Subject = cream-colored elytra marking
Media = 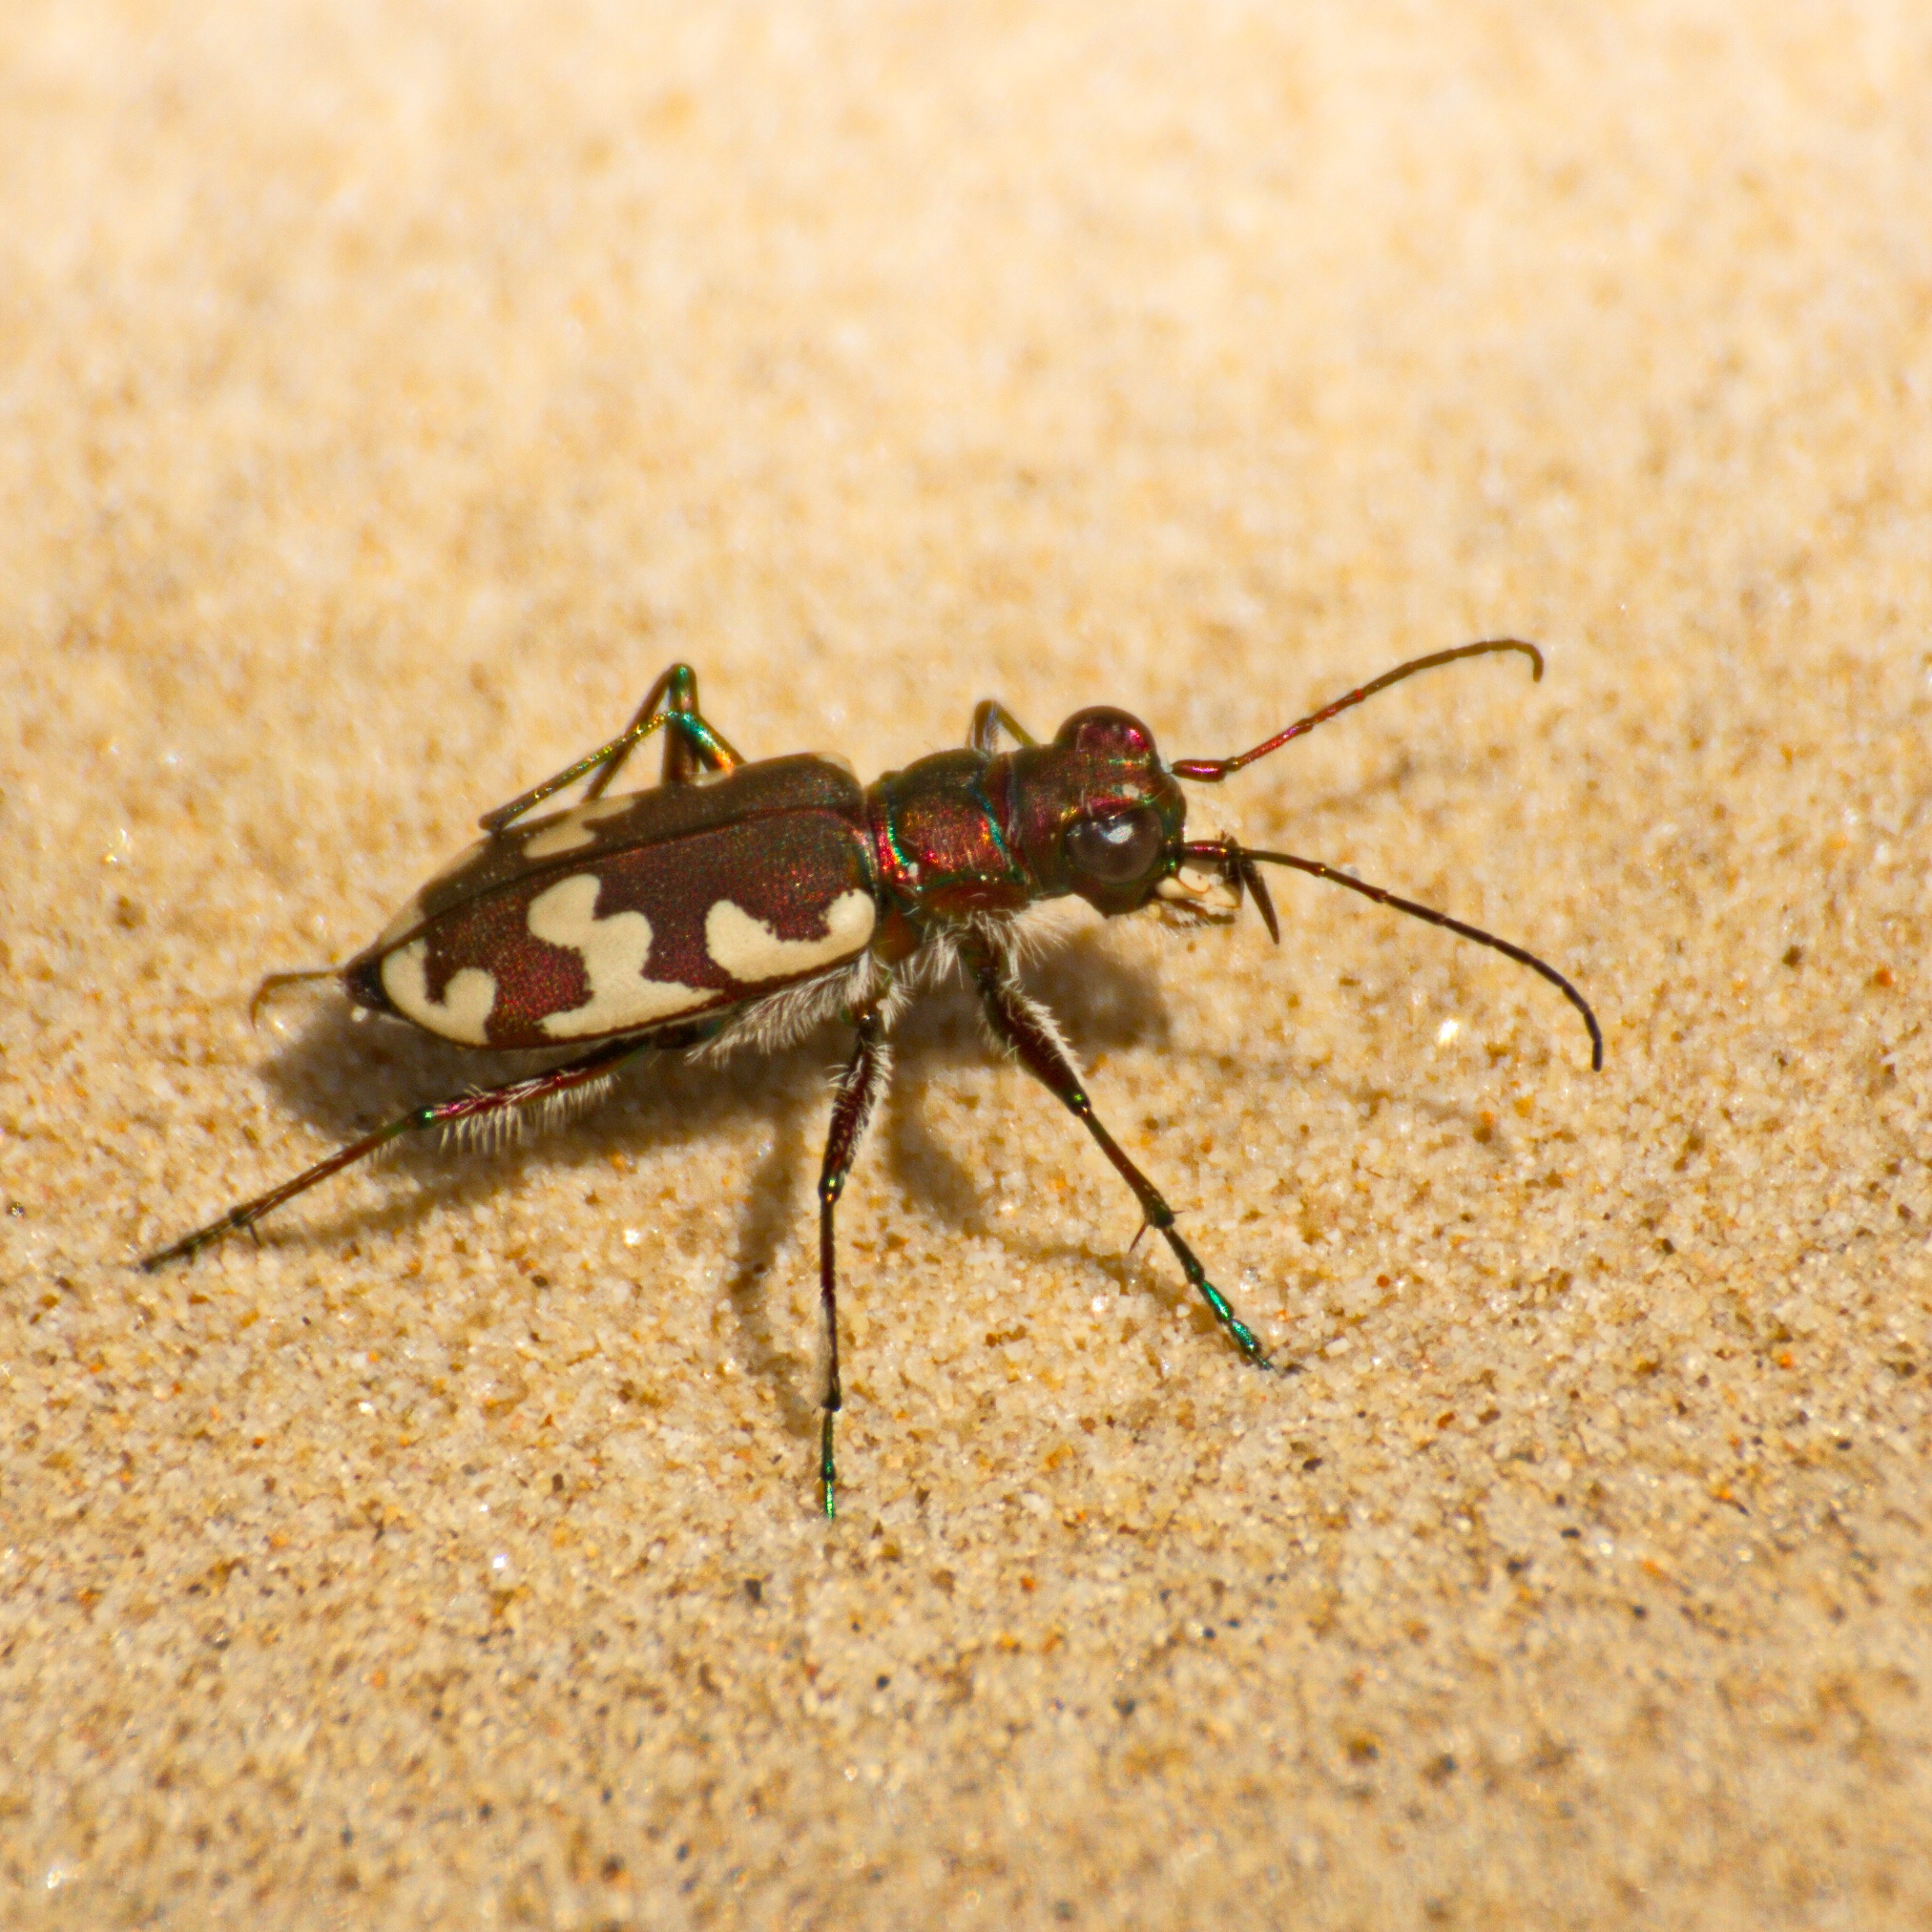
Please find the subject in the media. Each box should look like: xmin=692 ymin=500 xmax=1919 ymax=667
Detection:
xmin=704 ymin=888 xmax=875 ymax=985
xmin=381 ymin=940 xmax=498 ymax=1045
xmin=521 ymin=795 xmax=635 ymax=861
xmin=527 ymin=873 xmax=711 ymax=1039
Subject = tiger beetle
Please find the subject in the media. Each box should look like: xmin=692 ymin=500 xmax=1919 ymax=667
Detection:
xmin=142 ymin=639 xmax=1602 ymax=1517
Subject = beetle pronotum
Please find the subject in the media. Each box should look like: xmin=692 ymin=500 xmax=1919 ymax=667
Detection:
xmin=144 ymin=642 xmax=1602 ymax=1516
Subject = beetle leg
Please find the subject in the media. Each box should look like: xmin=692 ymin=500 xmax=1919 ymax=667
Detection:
xmin=815 ymin=1001 xmax=891 ymax=1521
xmin=138 ymin=1030 xmax=703 ymax=1270
xmin=591 ymin=661 xmax=744 ymax=796
xmin=968 ymin=699 xmax=1039 ymax=755
xmin=479 ymin=664 xmax=745 ymax=833
xmin=961 ymin=936 xmax=1273 ymax=1371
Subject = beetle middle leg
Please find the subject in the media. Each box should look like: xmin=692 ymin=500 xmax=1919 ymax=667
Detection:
xmin=815 ymin=999 xmax=891 ymax=1520
xmin=480 ymin=664 xmax=745 ymax=833
xmin=139 ymin=1028 xmax=707 ymax=1270
xmin=968 ymin=698 xmax=1039 ymax=755
xmin=961 ymin=936 xmax=1273 ymax=1371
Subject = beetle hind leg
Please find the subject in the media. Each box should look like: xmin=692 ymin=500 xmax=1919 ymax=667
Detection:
xmin=586 ymin=662 xmax=744 ymax=795
xmin=138 ymin=1031 xmax=686 ymax=1270
xmin=479 ymin=664 xmax=746 ymax=833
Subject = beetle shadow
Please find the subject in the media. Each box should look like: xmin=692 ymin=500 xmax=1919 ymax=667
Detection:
xmin=899 ymin=923 xmax=1177 ymax=1066
xmin=878 ymin=1049 xmax=1215 ymax=1350
xmin=1278 ymin=748 xmax=1426 ymax=833
xmin=1219 ymin=741 xmax=1555 ymax=875
xmin=231 ymin=1000 xmax=840 ymax=1428
xmin=201 ymin=929 xmax=1177 ymax=1426
xmin=239 ymin=996 xmax=830 ymax=1249
xmin=876 ymin=928 xmax=1178 ymax=1250
xmin=705 ymin=927 xmax=1182 ymax=1436
xmin=717 ymin=1093 xmax=819 ymax=1435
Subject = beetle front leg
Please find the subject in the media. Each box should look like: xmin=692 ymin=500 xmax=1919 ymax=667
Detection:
xmin=138 ymin=1030 xmax=700 ymax=1269
xmin=479 ymin=664 xmax=745 ymax=833
xmin=815 ymin=1001 xmax=892 ymax=1521
xmin=961 ymin=938 xmax=1273 ymax=1370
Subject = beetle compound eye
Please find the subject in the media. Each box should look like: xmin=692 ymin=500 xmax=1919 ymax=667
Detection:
xmin=1065 ymin=808 xmax=1164 ymax=884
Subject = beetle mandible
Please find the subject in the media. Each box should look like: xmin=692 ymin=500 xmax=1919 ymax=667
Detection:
xmin=143 ymin=641 xmax=1603 ymax=1516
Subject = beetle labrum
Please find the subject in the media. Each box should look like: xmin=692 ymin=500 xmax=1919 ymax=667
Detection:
xmin=143 ymin=641 xmax=1602 ymax=1516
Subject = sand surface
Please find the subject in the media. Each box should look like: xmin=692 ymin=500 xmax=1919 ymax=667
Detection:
xmin=4 ymin=4 xmax=1929 ymax=1926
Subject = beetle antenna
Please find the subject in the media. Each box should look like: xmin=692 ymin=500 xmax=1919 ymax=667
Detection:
xmin=1170 ymin=639 xmax=1542 ymax=783
xmin=1213 ymin=842 xmax=1603 ymax=1070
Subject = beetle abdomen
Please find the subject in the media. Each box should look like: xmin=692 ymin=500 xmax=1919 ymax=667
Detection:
xmin=344 ymin=759 xmax=880 ymax=1049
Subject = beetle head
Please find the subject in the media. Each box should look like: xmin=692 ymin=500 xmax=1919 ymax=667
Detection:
xmin=1004 ymin=707 xmax=1191 ymax=916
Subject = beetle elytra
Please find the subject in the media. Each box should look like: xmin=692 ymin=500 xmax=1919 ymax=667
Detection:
xmin=143 ymin=642 xmax=1602 ymax=1516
